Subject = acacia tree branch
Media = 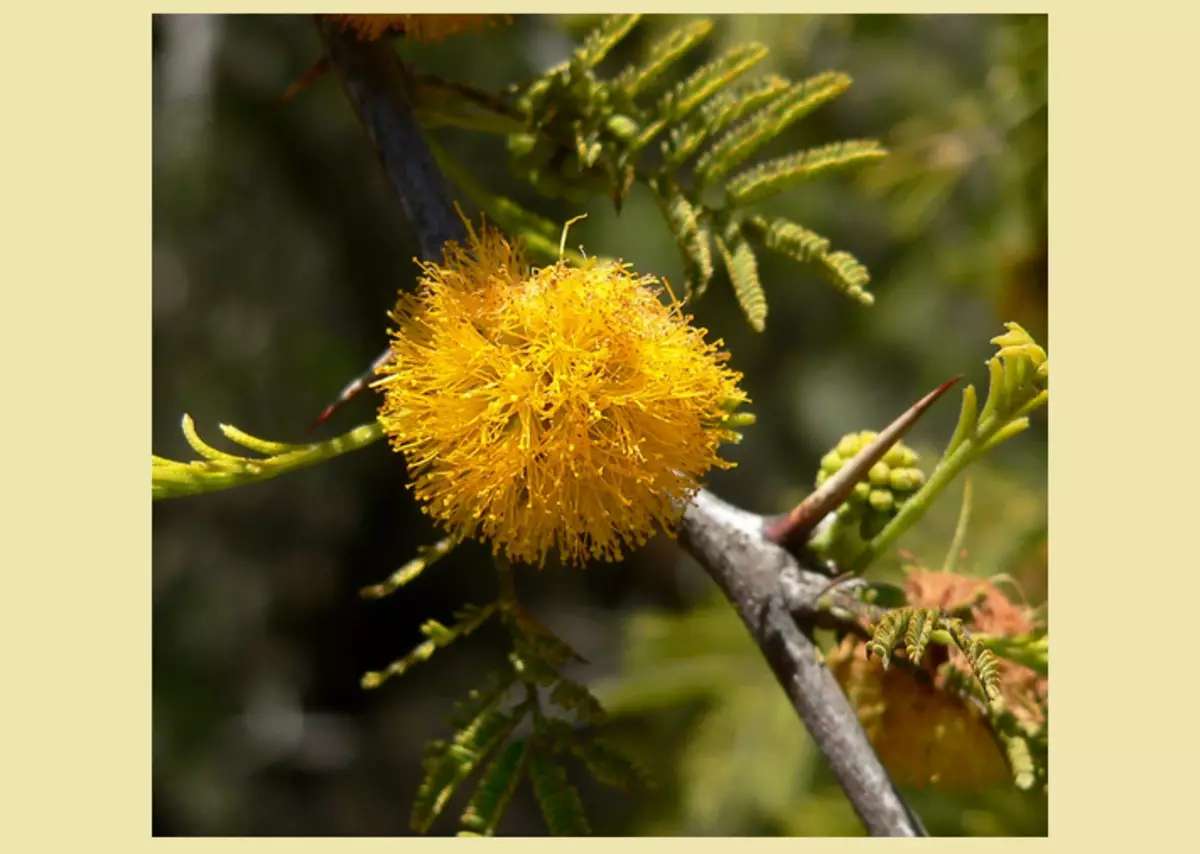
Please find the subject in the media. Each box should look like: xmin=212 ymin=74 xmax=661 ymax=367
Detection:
xmin=316 ymin=16 xmax=466 ymax=257
xmin=680 ymin=490 xmax=925 ymax=837
xmin=312 ymin=17 xmax=925 ymax=837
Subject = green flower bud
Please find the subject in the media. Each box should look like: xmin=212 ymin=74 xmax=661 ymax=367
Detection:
xmin=836 ymin=434 xmax=861 ymax=458
xmin=868 ymin=489 xmax=895 ymax=513
xmin=868 ymin=462 xmax=891 ymax=486
xmin=820 ymin=449 xmax=844 ymax=474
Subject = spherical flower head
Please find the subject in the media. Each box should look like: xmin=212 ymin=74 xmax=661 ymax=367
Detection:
xmin=328 ymin=14 xmax=504 ymax=43
xmin=375 ymin=223 xmax=747 ymax=567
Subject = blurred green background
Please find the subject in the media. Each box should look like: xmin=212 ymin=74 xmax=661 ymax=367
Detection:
xmin=152 ymin=13 xmax=1047 ymax=836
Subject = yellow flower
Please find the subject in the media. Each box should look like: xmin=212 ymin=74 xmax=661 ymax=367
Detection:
xmin=375 ymin=223 xmax=746 ymax=567
xmin=327 ymin=14 xmax=504 ymax=43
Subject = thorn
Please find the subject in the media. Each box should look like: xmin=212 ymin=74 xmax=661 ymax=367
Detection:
xmin=280 ymin=55 xmax=331 ymax=105
xmin=765 ymin=376 xmax=961 ymax=552
xmin=307 ymin=347 xmax=392 ymax=434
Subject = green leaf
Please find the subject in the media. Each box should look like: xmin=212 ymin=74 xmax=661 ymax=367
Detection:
xmin=747 ymin=215 xmax=830 ymax=262
xmin=946 ymin=619 xmax=1002 ymax=703
xmin=944 ymin=383 xmax=979 ymax=458
xmin=714 ymin=224 xmax=766 ymax=331
xmin=361 ymin=535 xmax=459 ymax=599
xmin=814 ymin=250 xmax=873 ymax=306
xmin=412 ymin=693 xmax=524 ymax=833
xmin=663 ymin=75 xmax=790 ymax=168
xmin=361 ymin=601 xmax=498 ymax=690
xmin=695 ymin=71 xmax=852 ymax=188
xmin=574 ymin=14 xmax=642 ymax=69
xmin=656 ymin=185 xmax=713 ymax=297
xmin=529 ymin=747 xmax=591 ymax=836
xmin=865 ymin=608 xmax=910 ymax=669
xmin=665 ymin=42 xmax=769 ymax=120
xmin=570 ymin=737 xmax=649 ymax=791
xmin=459 ymin=738 xmax=532 ymax=836
xmin=616 ymin=19 xmax=713 ymax=99
xmin=903 ymin=608 xmax=935 ymax=665
xmin=548 ymin=677 xmax=608 ymax=725
xmin=725 ymin=139 xmax=887 ymax=206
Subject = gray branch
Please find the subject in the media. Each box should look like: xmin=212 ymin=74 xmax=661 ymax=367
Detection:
xmin=313 ymin=18 xmax=925 ymax=837
xmin=681 ymin=490 xmax=925 ymax=837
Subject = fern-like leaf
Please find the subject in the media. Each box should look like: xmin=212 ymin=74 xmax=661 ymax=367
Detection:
xmin=615 ymin=19 xmax=713 ymax=99
xmin=694 ymin=71 xmax=853 ymax=188
xmin=446 ymin=671 xmax=518 ymax=730
xmin=663 ymin=74 xmax=790 ymax=168
xmin=726 ymin=139 xmax=887 ymax=206
xmin=508 ymin=608 xmax=587 ymax=669
xmin=362 ymin=602 xmax=498 ymax=689
xmin=665 ymin=42 xmax=768 ymax=120
xmin=458 ymin=737 xmax=532 ymax=837
xmin=574 ymin=14 xmax=642 ymax=69
xmin=865 ymin=608 xmax=911 ymax=669
xmin=548 ymin=677 xmax=608 ymax=725
xmin=570 ymin=736 xmax=649 ymax=791
xmin=529 ymin=747 xmax=591 ymax=836
xmin=749 ymin=215 xmax=831 ymax=262
xmin=412 ymin=695 xmax=524 ymax=833
xmin=903 ymin=607 xmax=936 ymax=665
xmin=509 ymin=645 xmax=563 ymax=686
xmin=714 ymin=223 xmax=765 ymax=331
xmin=815 ymin=249 xmax=874 ymax=306
xmin=360 ymin=535 xmax=459 ymax=599
xmin=656 ymin=185 xmax=713 ymax=297
xmin=946 ymin=618 xmax=1002 ymax=704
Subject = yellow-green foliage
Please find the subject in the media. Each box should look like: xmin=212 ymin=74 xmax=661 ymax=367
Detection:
xmin=152 ymin=415 xmax=384 ymax=499
xmin=847 ymin=323 xmax=1048 ymax=573
xmin=864 ymin=607 xmax=1001 ymax=704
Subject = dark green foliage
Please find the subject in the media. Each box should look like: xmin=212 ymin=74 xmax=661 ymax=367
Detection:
xmin=663 ymin=43 xmax=770 ymax=122
xmin=529 ymin=745 xmax=592 ymax=836
xmin=615 ymin=19 xmax=714 ymax=99
xmin=428 ymin=14 xmax=884 ymax=320
xmin=573 ymin=13 xmax=641 ymax=69
xmin=570 ymin=736 xmax=651 ymax=791
xmin=663 ymin=74 xmax=790 ymax=168
xmin=694 ymin=71 xmax=853 ymax=187
xmin=362 ymin=558 xmax=648 ymax=836
xmin=459 ymin=738 xmax=532 ymax=836
xmin=412 ymin=683 xmax=522 ymax=833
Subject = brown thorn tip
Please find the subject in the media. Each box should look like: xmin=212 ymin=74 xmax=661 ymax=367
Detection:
xmin=306 ymin=404 xmax=338 ymax=435
xmin=766 ymin=376 xmax=961 ymax=550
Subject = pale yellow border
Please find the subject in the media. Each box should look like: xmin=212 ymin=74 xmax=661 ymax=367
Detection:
xmin=13 ymin=0 xmax=1189 ymax=849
